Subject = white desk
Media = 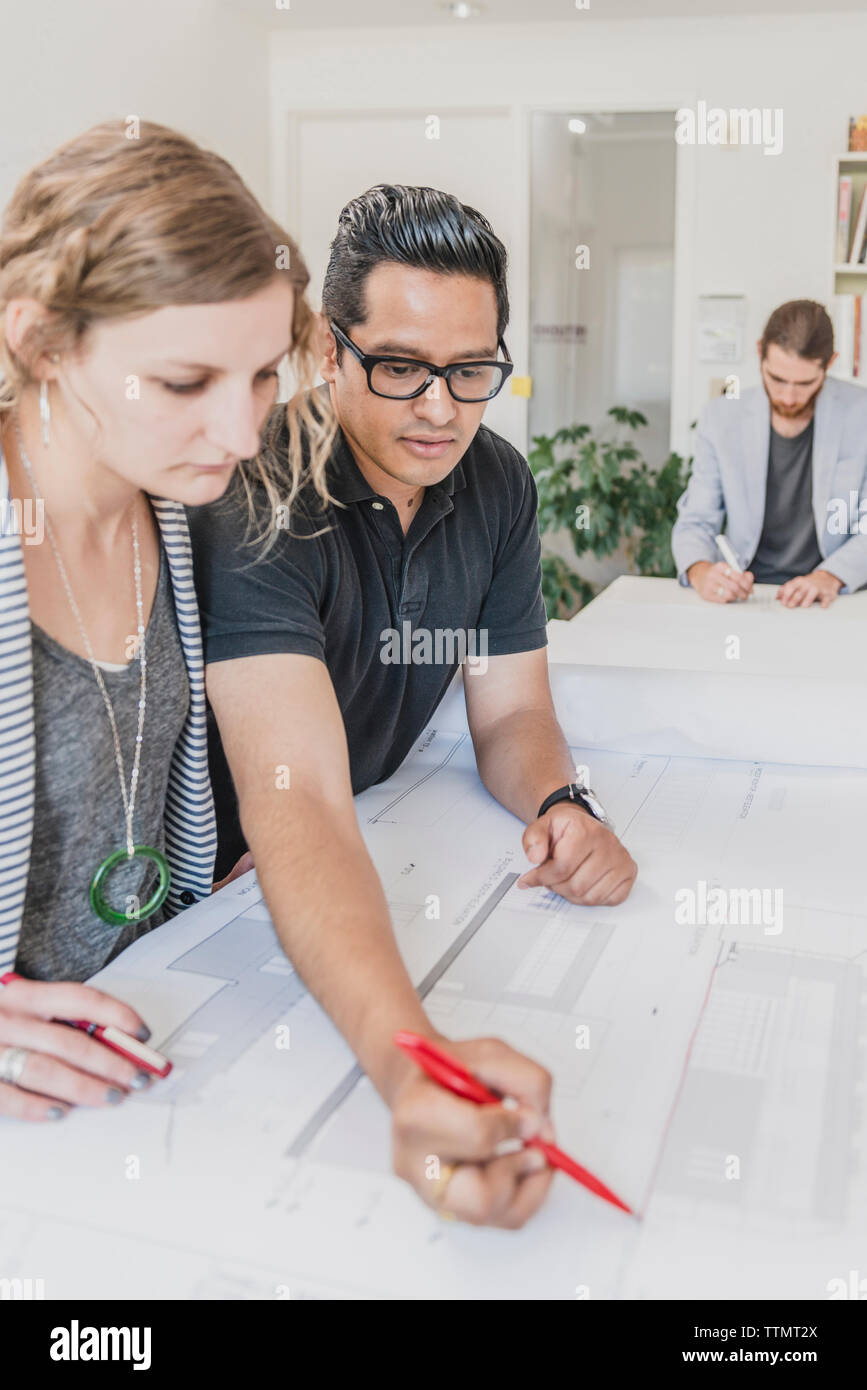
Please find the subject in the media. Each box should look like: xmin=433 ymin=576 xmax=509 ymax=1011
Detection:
xmin=545 ymin=575 xmax=867 ymax=769
xmin=1 ymin=577 xmax=865 ymax=1300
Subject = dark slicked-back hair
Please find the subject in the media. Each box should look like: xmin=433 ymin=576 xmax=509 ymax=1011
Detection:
xmin=322 ymin=184 xmax=509 ymax=359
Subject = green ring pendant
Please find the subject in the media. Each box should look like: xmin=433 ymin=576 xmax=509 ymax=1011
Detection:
xmin=89 ymin=846 xmax=171 ymax=927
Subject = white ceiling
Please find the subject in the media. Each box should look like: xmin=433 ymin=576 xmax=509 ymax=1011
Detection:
xmin=227 ymin=0 xmax=867 ymax=28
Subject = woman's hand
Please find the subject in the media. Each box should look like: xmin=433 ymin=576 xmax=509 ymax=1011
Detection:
xmin=0 ymin=975 xmax=156 ymax=1122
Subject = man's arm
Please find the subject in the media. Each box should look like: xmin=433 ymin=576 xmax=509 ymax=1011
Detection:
xmin=772 ymin=454 xmax=867 ymax=606
xmin=205 ymin=651 xmax=557 ymax=1227
xmin=673 ymin=416 xmax=754 ymax=602
xmin=671 ymin=414 xmax=732 ymax=587
xmin=206 ymin=652 xmax=433 ymax=1104
xmin=464 ymin=648 xmax=637 ymax=906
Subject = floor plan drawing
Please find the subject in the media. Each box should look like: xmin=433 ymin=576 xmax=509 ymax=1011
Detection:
xmin=2 ymin=713 xmax=865 ymax=1299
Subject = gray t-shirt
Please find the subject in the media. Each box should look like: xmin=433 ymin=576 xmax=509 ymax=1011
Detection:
xmin=16 ymin=536 xmax=189 ymax=982
xmin=750 ymin=418 xmax=823 ymax=584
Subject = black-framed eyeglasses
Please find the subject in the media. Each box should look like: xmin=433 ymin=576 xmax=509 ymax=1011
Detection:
xmin=329 ymin=320 xmax=513 ymax=402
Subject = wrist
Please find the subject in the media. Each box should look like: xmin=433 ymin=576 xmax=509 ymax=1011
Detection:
xmin=551 ymin=798 xmax=592 ymax=820
xmin=537 ymin=782 xmax=612 ymax=828
xmin=815 ymin=569 xmax=842 ymax=592
xmin=359 ymin=1010 xmax=446 ymax=1108
xmin=687 ymin=560 xmax=711 ymax=586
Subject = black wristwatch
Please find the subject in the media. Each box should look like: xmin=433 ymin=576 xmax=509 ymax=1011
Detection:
xmin=537 ymin=782 xmax=613 ymax=829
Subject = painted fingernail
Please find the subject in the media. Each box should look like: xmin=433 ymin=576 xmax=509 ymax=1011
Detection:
xmin=47 ymin=1106 xmax=66 ymax=1120
xmin=523 ymin=1147 xmax=549 ymax=1174
xmin=135 ymin=1025 xmax=152 ymax=1042
xmin=128 ymin=1072 xmax=151 ymax=1091
xmin=105 ymin=1088 xmax=124 ymax=1104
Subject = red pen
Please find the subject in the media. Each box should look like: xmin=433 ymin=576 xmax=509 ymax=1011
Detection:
xmin=394 ymin=1030 xmax=633 ymax=1216
xmin=61 ymin=1021 xmax=172 ymax=1079
xmin=0 ymin=972 xmax=171 ymax=1079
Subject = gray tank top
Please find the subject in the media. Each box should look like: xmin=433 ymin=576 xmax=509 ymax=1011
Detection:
xmin=16 ymin=536 xmax=190 ymax=981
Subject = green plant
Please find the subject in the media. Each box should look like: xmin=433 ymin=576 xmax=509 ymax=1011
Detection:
xmin=540 ymin=554 xmax=595 ymax=620
xmin=529 ymin=406 xmax=693 ymax=618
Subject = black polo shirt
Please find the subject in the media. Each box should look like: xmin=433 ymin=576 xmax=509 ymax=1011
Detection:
xmin=187 ymin=411 xmax=548 ymax=876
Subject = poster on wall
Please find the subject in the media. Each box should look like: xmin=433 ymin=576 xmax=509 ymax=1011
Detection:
xmin=697 ymin=294 xmax=746 ymax=362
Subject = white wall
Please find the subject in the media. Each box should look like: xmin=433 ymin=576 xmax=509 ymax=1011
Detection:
xmin=2 ymin=6 xmax=857 ymax=464
xmin=0 ymin=0 xmax=269 ymax=214
xmin=269 ymin=13 xmax=866 ymax=457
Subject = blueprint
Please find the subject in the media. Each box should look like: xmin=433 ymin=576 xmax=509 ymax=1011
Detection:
xmin=1 ymin=714 xmax=866 ymax=1299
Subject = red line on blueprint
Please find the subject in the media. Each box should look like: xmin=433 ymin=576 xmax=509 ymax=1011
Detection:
xmin=635 ymin=948 xmax=722 ymax=1219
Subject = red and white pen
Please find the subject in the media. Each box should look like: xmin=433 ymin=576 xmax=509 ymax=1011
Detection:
xmin=60 ymin=1020 xmax=172 ymax=1079
xmin=0 ymin=971 xmax=171 ymax=1078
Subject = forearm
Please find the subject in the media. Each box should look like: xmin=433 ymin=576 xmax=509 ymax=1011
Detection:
xmin=240 ymin=791 xmax=435 ymax=1105
xmin=472 ymin=707 xmax=576 ymax=825
xmin=815 ymin=535 xmax=867 ymax=592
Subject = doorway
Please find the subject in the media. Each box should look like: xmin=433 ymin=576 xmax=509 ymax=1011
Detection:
xmin=528 ymin=110 xmax=677 ymax=469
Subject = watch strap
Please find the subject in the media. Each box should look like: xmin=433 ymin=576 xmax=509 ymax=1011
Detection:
xmin=538 ymin=783 xmax=600 ymax=822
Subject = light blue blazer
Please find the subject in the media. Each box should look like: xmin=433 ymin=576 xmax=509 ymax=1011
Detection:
xmin=671 ymin=377 xmax=867 ymax=592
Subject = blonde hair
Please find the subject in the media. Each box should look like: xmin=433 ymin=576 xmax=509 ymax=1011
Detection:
xmin=0 ymin=118 xmax=336 ymax=539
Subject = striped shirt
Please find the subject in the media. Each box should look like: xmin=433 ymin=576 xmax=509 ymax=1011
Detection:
xmin=0 ymin=443 xmax=217 ymax=975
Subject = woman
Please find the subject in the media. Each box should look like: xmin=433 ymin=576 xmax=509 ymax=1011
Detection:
xmin=0 ymin=119 xmax=334 ymax=1121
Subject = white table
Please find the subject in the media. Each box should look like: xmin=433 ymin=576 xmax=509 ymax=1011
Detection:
xmin=544 ymin=575 xmax=867 ymax=769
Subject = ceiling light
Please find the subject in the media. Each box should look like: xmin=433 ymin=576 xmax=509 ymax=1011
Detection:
xmin=568 ymin=118 xmax=587 ymax=134
xmin=439 ymin=2 xmax=485 ymax=18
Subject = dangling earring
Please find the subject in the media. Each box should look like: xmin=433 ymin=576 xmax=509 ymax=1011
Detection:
xmin=39 ymin=379 xmax=51 ymax=448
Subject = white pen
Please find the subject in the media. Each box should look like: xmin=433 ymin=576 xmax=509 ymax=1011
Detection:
xmin=715 ymin=534 xmax=743 ymax=573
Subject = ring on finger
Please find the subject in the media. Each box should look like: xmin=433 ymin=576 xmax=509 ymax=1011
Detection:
xmin=430 ymin=1161 xmax=458 ymax=1219
xmin=0 ymin=1046 xmax=29 ymax=1087
xmin=430 ymin=1160 xmax=456 ymax=1204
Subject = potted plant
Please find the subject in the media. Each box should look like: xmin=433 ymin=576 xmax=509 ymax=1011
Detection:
xmin=529 ymin=406 xmax=693 ymax=618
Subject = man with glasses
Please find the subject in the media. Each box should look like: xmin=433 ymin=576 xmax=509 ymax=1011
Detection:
xmin=673 ymin=299 xmax=867 ymax=606
xmin=188 ymin=184 xmax=636 ymax=1230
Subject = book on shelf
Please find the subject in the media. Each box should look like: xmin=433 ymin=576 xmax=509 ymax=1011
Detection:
xmin=848 ymin=183 xmax=867 ymax=264
xmin=837 ymin=175 xmax=853 ymax=261
xmin=848 ymin=116 xmax=867 ymax=152
xmin=830 ymin=294 xmax=867 ymax=379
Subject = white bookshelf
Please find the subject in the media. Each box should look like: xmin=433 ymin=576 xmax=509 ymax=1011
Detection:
xmin=830 ymin=152 xmax=867 ymax=385
xmin=833 ymin=152 xmax=867 ymax=294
